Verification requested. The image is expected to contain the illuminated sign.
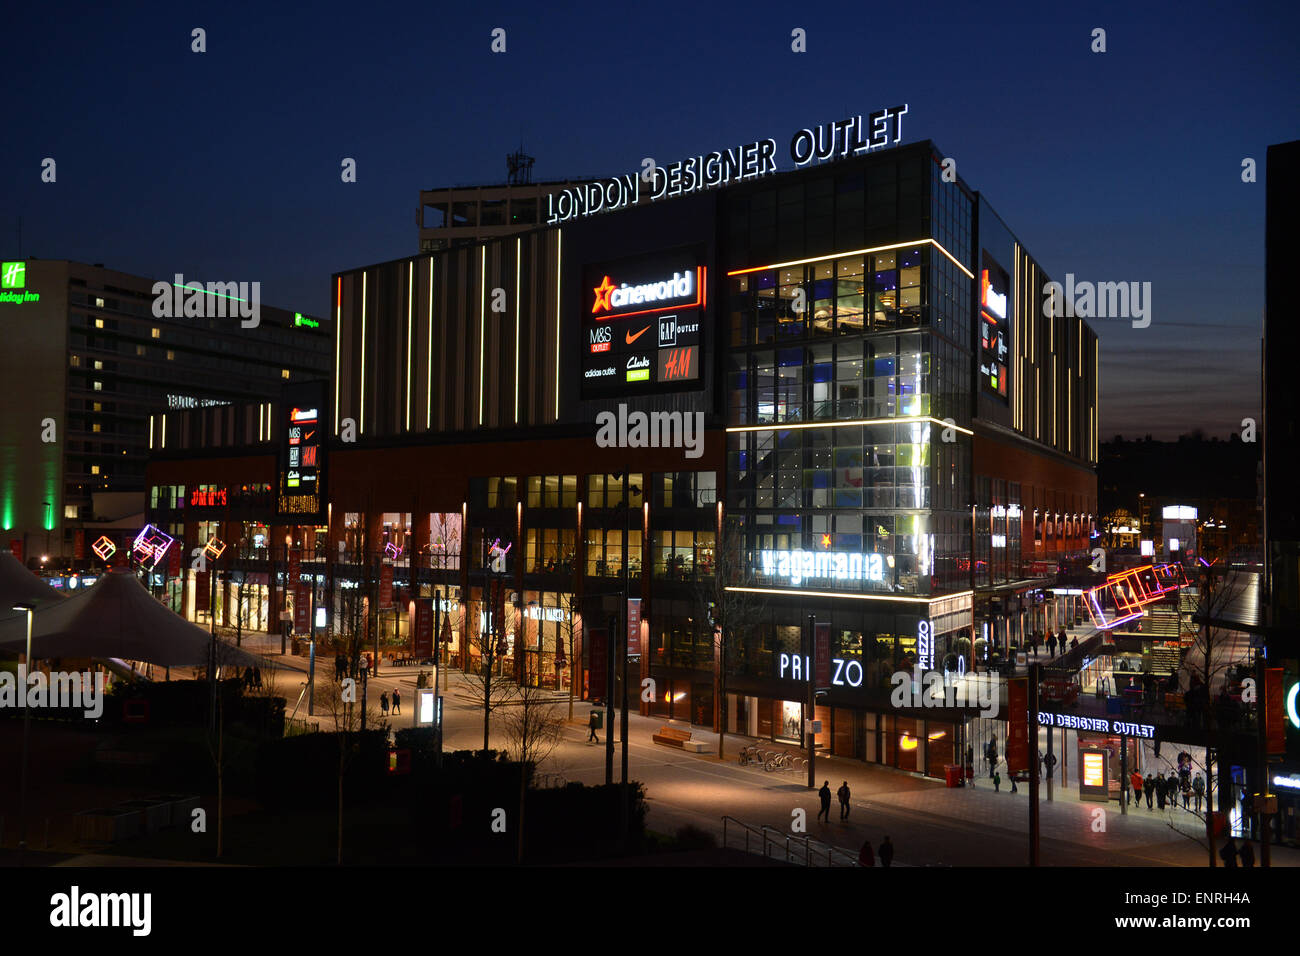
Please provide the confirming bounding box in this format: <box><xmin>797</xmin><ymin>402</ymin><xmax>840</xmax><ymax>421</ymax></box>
<box><xmin>278</xmin><ymin>384</ymin><xmax>326</xmax><ymax>520</ymax></box>
<box><xmin>2</xmin><ymin>261</ymin><xmax>25</xmax><ymax>289</ymax></box>
<box><xmin>1287</xmin><ymin>681</ymin><xmax>1299</xmax><ymax>730</ymax></box>
<box><xmin>545</xmin><ymin>107</ymin><xmax>908</xmax><ymax>225</ymax></box>
<box><xmin>583</xmin><ymin>249</ymin><xmax>707</xmax><ymax>399</ymax></box>
<box><xmin>294</xmin><ymin>312</ymin><xmax>320</xmax><ymax>328</ymax></box>
<box><xmin>1083</xmin><ymin>563</ymin><xmax>1185</xmax><ymax>630</ymax></box>
<box><xmin>166</xmin><ymin>394</ymin><xmax>230</xmax><ymax>409</ymax></box>
<box><xmin>204</xmin><ymin>537</ymin><xmax>226</xmax><ymax>561</ymax></box>
<box><xmin>1082</xmin><ymin>751</ymin><xmax>1106</xmax><ymax>788</ymax></box>
<box><xmin>92</xmin><ymin>536</ymin><xmax>116</xmax><ymax>561</ymax></box>
<box><xmin>385</xmin><ymin>542</ymin><xmax>403</xmax><ymax>559</ymax></box>
<box><xmin>190</xmin><ymin>487</ymin><xmax>228</xmax><ymax>507</ymax></box>
<box><xmin>526</xmin><ymin>606</ymin><xmax>567</xmax><ymax>622</ymax></box>
<box><xmin>1037</xmin><ymin>711</ymin><xmax>1155</xmax><ymax>738</ymax></box>
<box><xmin>759</xmin><ymin>549</ymin><xmax>885</xmax><ymax>587</ymax></box>
<box><xmin>980</xmin><ymin>252</ymin><xmax>1010</xmax><ymax>400</ymax></box>
<box><xmin>916</xmin><ymin>619</ymin><xmax>934</xmax><ymax>671</ymax></box>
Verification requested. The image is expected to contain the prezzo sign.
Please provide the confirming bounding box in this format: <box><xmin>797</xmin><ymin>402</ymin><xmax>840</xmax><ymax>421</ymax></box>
<box><xmin>547</xmin><ymin>106</ymin><xmax>909</xmax><ymax>225</ymax></box>
<box><xmin>779</xmin><ymin>653</ymin><xmax>865</xmax><ymax>688</ymax></box>
<box><xmin>758</xmin><ymin>548</ymin><xmax>885</xmax><ymax>587</ymax></box>
<box><xmin>1037</xmin><ymin>711</ymin><xmax>1155</xmax><ymax>739</ymax></box>
<box><xmin>916</xmin><ymin>620</ymin><xmax>934</xmax><ymax>671</ymax></box>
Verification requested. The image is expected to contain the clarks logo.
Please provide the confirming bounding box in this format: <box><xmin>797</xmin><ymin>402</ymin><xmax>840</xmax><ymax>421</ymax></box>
<box><xmin>591</xmin><ymin>268</ymin><xmax>703</xmax><ymax>316</ymax></box>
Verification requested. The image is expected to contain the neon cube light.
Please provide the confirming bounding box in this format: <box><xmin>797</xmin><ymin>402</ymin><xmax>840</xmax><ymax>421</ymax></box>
<box><xmin>92</xmin><ymin>535</ymin><xmax>117</xmax><ymax>561</ymax></box>
<box><xmin>1083</xmin><ymin>563</ymin><xmax>1187</xmax><ymax>631</ymax></box>
<box><xmin>385</xmin><ymin>542</ymin><xmax>402</xmax><ymax>559</ymax></box>
<box><xmin>204</xmin><ymin>537</ymin><xmax>227</xmax><ymax>561</ymax></box>
<box><xmin>131</xmin><ymin>524</ymin><xmax>175</xmax><ymax>570</ymax></box>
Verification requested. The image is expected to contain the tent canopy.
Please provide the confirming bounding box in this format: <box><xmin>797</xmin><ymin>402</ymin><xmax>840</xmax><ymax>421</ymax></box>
<box><xmin>0</xmin><ymin>551</ymin><xmax>66</xmax><ymax>627</ymax></box>
<box><xmin>0</xmin><ymin>568</ymin><xmax>258</xmax><ymax>667</ymax></box>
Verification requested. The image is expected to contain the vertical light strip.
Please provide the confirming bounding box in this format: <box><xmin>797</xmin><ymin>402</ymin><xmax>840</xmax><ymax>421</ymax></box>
<box><xmin>360</xmin><ymin>272</ymin><xmax>367</xmax><ymax>435</ymax></box>
<box><xmin>1035</xmin><ymin>368</ymin><xmax>1040</xmax><ymax>438</ymax></box>
<box><xmin>406</xmin><ymin>261</ymin><xmax>413</xmax><ymax>432</ymax></box>
<box><xmin>514</xmin><ymin>237</ymin><xmax>521</xmax><ymax>424</ymax></box>
<box><xmin>258</xmin><ymin>403</ymin><xmax>263</xmax><ymax>441</ymax></box>
<box><xmin>554</xmin><ymin>229</ymin><xmax>562</xmax><ymax>421</ymax></box>
<box><xmin>161</xmin><ymin>413</ymin><xmax>166</xmax><ymax>449</ymax></box>
<box><xmin>1013</xmin><ymin>245</ymin><xmax>1020</xmax><ymax>432</ymax></box>
<box><xmin>334</xmin><ymin>277</ymin><xmax>342</xmax><ymax>434</ymax></box>
<box><xmin>426</xmin><ymin>257</ymin><xmax>434</xmax><ymax>430</ymax></box>
<box><xmin>267</xmin><ymin>401</ymin><xmax>272</xmax><ymax>441</ymax></box>
<box><xmin>149</xmin><ymin>415</ymin><xmax>154</xmax><ymax>449</ymax></box>
<box><xmin>1094</xmin><ymin>342</ymin><xmax>1099</xmax><ymax>461</ymax></box>
<box><xmin>479</xmin><ymin>247</ymin><xmax>487</xmax><ymax>425</ymax></box>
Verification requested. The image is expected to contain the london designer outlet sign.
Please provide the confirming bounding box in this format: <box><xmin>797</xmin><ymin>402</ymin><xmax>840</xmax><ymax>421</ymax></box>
<box><xmin>546</xmin><ymin>106</ymin><xmax>908</xmax><ymax>225</ymax></box>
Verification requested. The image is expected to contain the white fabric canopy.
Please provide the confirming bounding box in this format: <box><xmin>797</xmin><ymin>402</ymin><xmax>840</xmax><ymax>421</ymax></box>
<box><xmin>0</xmin><ymin>551</ymin><xmax>66</xmax><ymax>630</ymax></box>
<box><xmin>0</xmin><ymin>568</ymin><xmax>257</xmax><ymax>667</ymax></box>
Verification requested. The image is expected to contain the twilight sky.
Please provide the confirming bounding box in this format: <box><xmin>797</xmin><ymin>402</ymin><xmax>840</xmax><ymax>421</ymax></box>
<box><xmin>3</xmin><ymin>0</ymin><xmax>1295</xmax><ymax>438</ymax></box>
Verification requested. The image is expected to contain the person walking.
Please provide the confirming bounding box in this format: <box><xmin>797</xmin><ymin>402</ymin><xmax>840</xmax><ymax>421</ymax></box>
<box><xmin>1130</xmin><ymin>770</ymin><xmax>1143</xmax><ymax>808</ymax></box>
<box><xmin>1010</xmin><ymin>769</ymin><xmax>1019</xmax><ymax>793</ymax></box>
<box><xmin>1155</xmin><ymin>774</ymin><xmax>1167</xmax><ymax>810</ymax></box>
<box><xmin>1219</xmin><ymin>836</ymin><xmax>1238</xmax><ymax>868</ymax></box>
<box><xmin>1168</xmin><ymin>772</ymin><xmax>1180</xmax><ymax>809</ymax></box>
<box><xmin>1193</xmin><ymin>773</ymin><xmax>1205</xmax><ymax>813</ymax></box>
<box><xmin>987</xmin><ymin>739</ymin><xmax>998</xmax><ymax>779</ymax></box>
<box><xmin>818</xmin><ymin>782</ymin><xmax>832</xmax><ymax>824</ymax></box>
<box><xmin>858</xmin><ymin>838</ymin><xmax>874</xmax><ymax>868</ymax></box>
<box><xmin>380</xmin><ymin>691</ymin><xmax>389</xmax><ymax>716</ymax></box>
<box><xmin>993</xmin><ymin>771</ymin><xmax>1001</xmax><ymax>792</ymax></box>
<box><xmin>1239</xmin><ymin>839</ymin><xmax>1255</xmax><ymax>868</ymax></box>
<box><xmin>1180</xmin><ymin>775</ymin><xmax>1190</xmax><ymax>810</ymax></box>
<box><xmin>837</xmin><ymin>781</ymin><xmax>851</xmax><ymax>820</ymax></box>
<box><xmin>879</xmin><ymin>835</ymin><xmax>894</xmax><ymax>867</ymax></box>
<box><xmin>1047</xmin><ymin>633</ymin><xmax>1057</xmax><ymax>656</ymax></box>
<box><xmin>1058</xmin><ymin>630</ymin><xmax>1068</xmax><ymax>654</ymax></box>
<box><xmin>587</xmin><ymin>710</ymin><xmax>601</xmax><ymax>742</ymax></box>
<box><xmin>391</xmin><ymin>689</ymin><xmax>401</xmax><ymax>715</ymax></box>
<box><xmin>1145</xmin><ymin>774</ymin><xmax>1155</xmax><ymax>809</ymax></box>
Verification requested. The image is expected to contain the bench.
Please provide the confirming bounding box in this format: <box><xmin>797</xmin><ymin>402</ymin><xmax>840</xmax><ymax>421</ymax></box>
<box><xmin>653</xmin><ymin>726</ymin><xmax>692</xmax><ymax>749</ymax></box>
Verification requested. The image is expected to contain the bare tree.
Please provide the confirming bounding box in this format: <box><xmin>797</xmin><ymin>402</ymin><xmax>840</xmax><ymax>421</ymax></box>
<box><xmin>313</xmin><ymin>664</ymin><xmax>386</xmax><ymax>864</ymax></box>
<box><xmin>496</xmin><ymin>680</ymin><xmax>565</xmax><ymax>863</ymax></box>
<box><xmin>460</xmin><ymin>572</ymin><xmax>513</xmax><ymax>754</ymax></box>
<box><xmin>698</xmin><ymin>515</ymin><xmax>766</xmax><ymax>760</ymax></box>
<box><xmin>204</xmin><ymin>635</ymin><xmax>252</xmax><ymax>859</ymax></box>
<box><xmin>556</xmin><ymin>591</ymin><xmax>582</xmax><ymax>721</ymax></box>
<box><xmin>1168</xmin><ymin>565</ymin><xmax>1252</xmax><ymax>865</ymax></box>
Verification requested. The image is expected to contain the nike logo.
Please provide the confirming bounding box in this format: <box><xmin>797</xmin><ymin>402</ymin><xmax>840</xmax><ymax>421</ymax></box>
<box><xmin>626</xmin><ymin>325</ymin><xmax>650</xmax><ymax>344</ymax></box>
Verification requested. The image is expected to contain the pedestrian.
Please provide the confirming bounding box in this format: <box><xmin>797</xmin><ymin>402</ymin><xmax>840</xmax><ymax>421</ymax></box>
<box><xmin>1193</xmin><ymin>773</ymin><xmax>1205</xmax><ymax>813</ymax></box>
<box><xmin>1239</xmin><ymin>840</ymin><xmax>1255</xmax><ymax>868</ymax></box>
<box><xmin>1037</xmin><ymin>749</ymin><xmax>1043</xmax><ymax>780</ymax></box>
<box><xmin>987</xmin><ymin>739</ymin><xmax>998</xmax><ymax>778</ymax></box>
<box><xmin>587</xmin><ymin>710</ymin><xmax>600</xmax><ymax>742</ymax></box>
<box><xmin>858</xmin><ymin>838</ymin><xmax>874</xmax><ymax>868</ymax></box>
<box><xmin>879</xmin><ymin>835</ymin><xmax>894</xmax><ymax>867</ymax></box>
<box><xmin>253</xmin><ymin>666</ymin><xmax>262</xmax><ymax>689</ymax></box>
<box><xmin>993</xmin><ymin>771</ymin><xmax>1001</xmax><ymax>792</ymax></box>
<box><xmin>1047</xmin><ymin>633</ymin><xmax>1057</xmax><ymax>656</ymax></box>
<box><xmin>818</xmin><ymin>781</ymin><xmax>832</xmax><ymax>823</ymax></box>
<box><xmin>391</xmin><ymin>689</ymin><xmax>401</xmax><ymax>714</ymax></box>
<box><xmin>837</xmin><ymin>781</ymin><xmax>851</xmax><ymax>820</ymax></box>
<box><xmin>1219</xmin><ymin>836</ymin><xmax>1238</xmax><ymax>868</ymax></box>
<box><xmin>1044</xmin><ymin>751</ymin><xmax>1057</xmax><ymax>780</ymax></box>
<box><xmin>1010</xmin><ymin>769</ymin><xmax>1018</xmax><ymax>793</ymax></box>
<box><xmin>1069</xmin><ymin>636</ymin><xmax>1078</xmax><ymax>652</ymax></box>
<box><xmin>380</xmin><ymin>691</ymin><xmax>389</xmax><ymax>716</ymax></box>
<box><xmin>1145</xmin><ymin>774</ymin><xmax>1155</xmax><ymax>809</ymax></box>
<box><xmin>1155</xmin><ymin>774</ymin><xmax>1167</xmax><ymax>810</ymax></box>
<box><xmin>1168</xmin><ymin>772</ymin><xmax>1180</xmax><ymax>808</ymax></box>
<box><xmin>1130</xmin><ymin>770</ymin><xmax>1143</xmax><ymax>808</ymax></box>
<box><xmin>335</xmin><ymin>655</ymin><xmax>344</xmax><ymax>682</ymax></box>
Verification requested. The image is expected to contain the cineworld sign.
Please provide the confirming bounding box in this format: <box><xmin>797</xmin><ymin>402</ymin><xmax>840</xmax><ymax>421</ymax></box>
<box><xmin>1038</xmin><ymin>711</ymin><xmax>1155</xmax><ymax>739</ymax></box>
<box><xmin>547</xmin><ymin>105</ymin><xmax>908</xmax><ymax>225</ymax></box>
<box><xmin>759</xmin><ymin>549</ymin><xmax>885</xmax><ymax>587</ymax></box>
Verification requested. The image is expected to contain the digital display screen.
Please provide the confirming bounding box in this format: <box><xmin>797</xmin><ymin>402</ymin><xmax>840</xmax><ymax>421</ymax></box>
<box><xmin>1082</xmin><ymin>751</ymin><xmax>1106</xmax><ymax>788</ymax></box>
<box><xmin>979</xmin><ymin>250</ymin><xmax>1010</xmax><ymax>400</ymax></box>
<box><xmin>582</xmin><ymin>248</ymin><xmax>706</xmax><ymax>398</ymax></box>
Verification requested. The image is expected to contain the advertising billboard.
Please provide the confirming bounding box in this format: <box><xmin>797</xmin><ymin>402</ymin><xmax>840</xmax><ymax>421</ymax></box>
<box><xmin>582</xmin><ymin>248</ymin><xmax>706</xmax><ymax>399</ymax></box>
<box><xmin>277</xmin><ymin>381</ymin><xmax>327</xmax><ymax>520</ymax></box>
<box><xmin>979</xmin><ymin>250</ymin><xmax>1010</xmax><ymax>400</ymax></box>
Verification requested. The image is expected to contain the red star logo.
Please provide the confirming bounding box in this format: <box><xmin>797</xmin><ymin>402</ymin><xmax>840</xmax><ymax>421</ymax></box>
<box><xmin>592</xmin><ymin>276</ymin><xmax>616</xmax><ymax>314</ymax></box>
<box><xmin>821</xmin><ymin>533</ymin><xmax>832</xmax><ymax>549</ymax></box>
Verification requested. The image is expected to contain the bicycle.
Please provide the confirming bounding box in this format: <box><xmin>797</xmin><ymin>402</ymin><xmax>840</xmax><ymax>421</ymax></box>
<box><xmin>764</xmin><ymin>751</ymin><xmax>793</xmax><ymax>772</ymax></box>
<box><xmin>738</xmin><ymin>745</ymin><xmax>759</xmax><ymax>766</ymax></box>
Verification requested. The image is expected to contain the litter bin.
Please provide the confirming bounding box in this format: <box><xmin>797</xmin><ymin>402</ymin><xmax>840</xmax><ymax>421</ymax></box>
<box><xmin>944</xmin><ymin>764</ymin><xmax>963</xmax><ymax>788</ymax></box>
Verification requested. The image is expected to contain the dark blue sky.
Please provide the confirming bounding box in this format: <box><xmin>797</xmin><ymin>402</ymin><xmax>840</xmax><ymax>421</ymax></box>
<box><xmin>4</xmin><ymin>0</ymin><xmax>1295</xmax><ymax>439</ymax></box>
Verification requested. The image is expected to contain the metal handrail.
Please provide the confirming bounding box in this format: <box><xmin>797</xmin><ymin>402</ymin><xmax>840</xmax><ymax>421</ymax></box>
<box><xmin>722</xmin><ymin>816</ymin><xmax>860</xmax><ymax>866</ymax></box>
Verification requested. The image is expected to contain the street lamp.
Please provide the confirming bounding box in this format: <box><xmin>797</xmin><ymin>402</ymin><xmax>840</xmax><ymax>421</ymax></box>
<box><xmin>12</xmin><ymin>601</ymin><xmax>36</xmax><ymax>861</ymax></box>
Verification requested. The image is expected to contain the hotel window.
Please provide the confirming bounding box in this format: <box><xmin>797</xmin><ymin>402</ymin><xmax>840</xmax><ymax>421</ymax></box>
<box><xmin>94</xmin><ymin>297</ymin><xmax>105</xmax><ymax>308</ymax></box>
<box><xmin>166</xmin><ymin>350</ymin><xmax>175</xmax><ymax>361</ymax></box>
<box><xmin>281</xmin><ymin>369</ymin><xmax>290</xmax><ymax>379</ymax></box>
<box><xmin>70</xmin><ymin>355</ymin><xmax>81</xmax><ymax>367</ymax></box>
<box><xmin>92</xmin><ymin>423</ymin><xmax>101</xmax><ymax>433</ymax></box>
<box><xmin>95</xmin><ymin>318</ymin><xmax>105</xmax><ymax>329</ymax></box>
<box><xmin>151</xmin><ymin>327</ymin><xmax>161</xmax><ymax>339</ymax></box>
<box><xmin>91</xmin><ymin>465</ymin><xmax>100</xmax><ymax>475</ymax></box>
<box><xmin>93</xmin><ymin>381</ymin><xmax>102</xmax><ymax>391</ymax></box>
<box><xmin>64</xmin><ymin>504</ymin><xmax>78</xmax><ymax>520</ymax></box>
<box><xmin>93</xmin><ymin>360</ymin><xmax>103</xmax><ymax>370</ymax></box>
<box><xmin>136</xmin><ymin>345</ymin><xmax>146</xmax><ymax>356</ymax></box>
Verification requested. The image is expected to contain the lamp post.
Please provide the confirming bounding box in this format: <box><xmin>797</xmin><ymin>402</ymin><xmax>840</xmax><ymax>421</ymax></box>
<box><xmin>12</xmin><ymin>601</ymin><xmax>36</xmax><ymax>862</ymax></box>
